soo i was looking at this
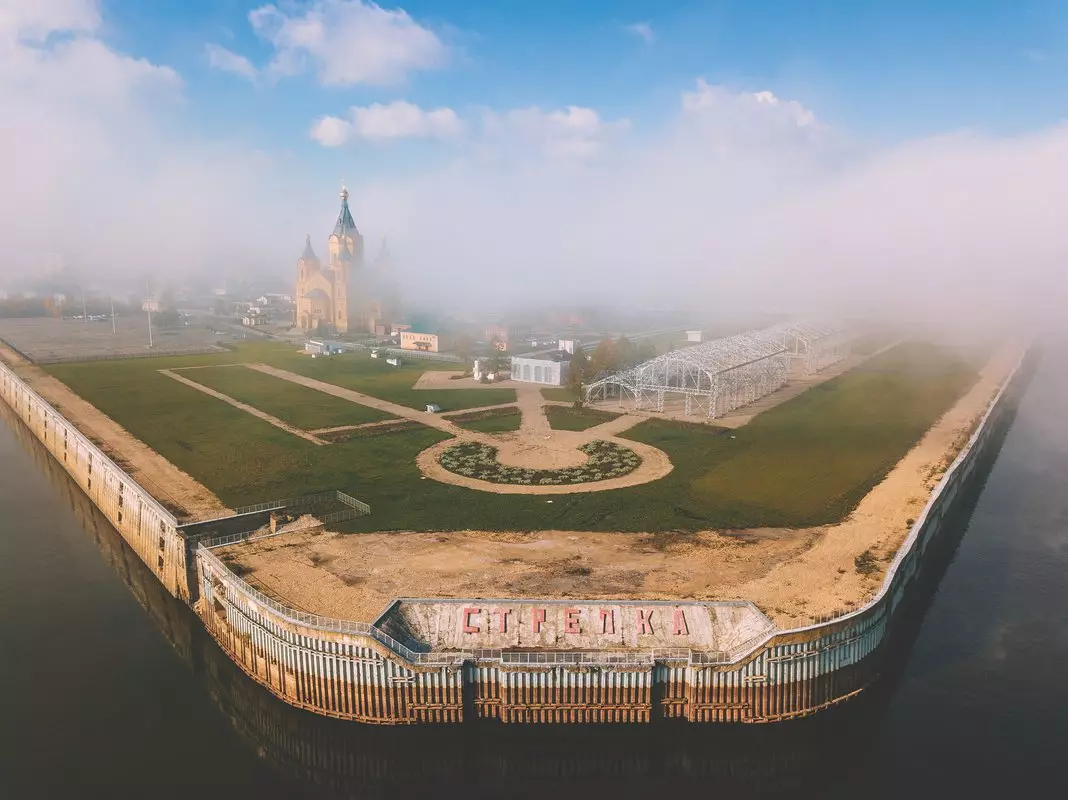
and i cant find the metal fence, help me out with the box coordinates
[198,490,371,547]
[192,490,370,527]
[198,544,466,665]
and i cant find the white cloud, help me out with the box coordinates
[0,2,288,287]
[0,0,100,41]
[205,43,257,81]
[481,105,630,159]
[310,101,462,146]
[249,0,448,86]
[682,79,819,129]
[625,22,655,45]
[309,115,353,147]
[4,4,1067,337]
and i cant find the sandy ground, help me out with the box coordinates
[220,527,821,622]
[220,342,1023,627]
[0,343,229,520]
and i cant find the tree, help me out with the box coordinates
[615,336,637,369]
[588,339,618,378]
[567,347,588,402]
[485,339,506,374]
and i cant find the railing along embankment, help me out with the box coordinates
[0,361,192,601]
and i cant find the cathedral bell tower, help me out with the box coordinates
[328,184,364,333]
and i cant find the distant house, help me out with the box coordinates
[558,339,576,354]
[485,324,509,350]
[400,331,451,353]
[687,330,703,343]
[511,352,572,386]
[385,357,401,367]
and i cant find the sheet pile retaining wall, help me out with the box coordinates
[0,363,191,601]
[0,350,1031,724]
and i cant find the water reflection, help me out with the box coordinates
[0,374,1027,800]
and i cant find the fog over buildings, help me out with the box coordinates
[1,1,1066,335]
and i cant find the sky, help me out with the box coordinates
[2,0,1067,322]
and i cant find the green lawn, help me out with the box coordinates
[269,354,514,412]
[545,405,621,431]
[450,409,523,433]
[540,387,579,402]
[180,365,393,429]
[48,341,514,413]
[46,340,980,531]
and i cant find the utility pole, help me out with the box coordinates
[82,293,87,322]
[110,295,116,335]
[144,278,153,348]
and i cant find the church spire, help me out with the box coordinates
[333,183,357,237]
[301,233,317,261]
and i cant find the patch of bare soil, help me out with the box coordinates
[0,346,228,520]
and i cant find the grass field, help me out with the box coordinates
[48,341,515,413]
[450,409,523,433]
[179,365,394,429]
[540,387,579,402]
[47,340,979,531]
[544,406,621,431]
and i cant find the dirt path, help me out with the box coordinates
[253,362,674,491]
[415,433,674,494]
[248,363,471,437]
[0,345,229,521]
[159,369,326,445]
[222,342,1024,626]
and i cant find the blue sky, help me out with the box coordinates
[100,0,1068,155]
[4,0,1068,317]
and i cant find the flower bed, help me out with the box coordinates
[437,439,642,485]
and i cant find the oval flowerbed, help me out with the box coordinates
[437,439,642,485]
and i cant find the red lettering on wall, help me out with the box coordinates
[532,608,547,634]
[565,608,581,634]
[600,609,615,635]
[462,607,480,634]
[637,609,654,635]
[495,608,512,634]
[672,609,689,636]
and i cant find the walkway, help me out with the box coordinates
[159,370,326,445]
[248,363,674,494]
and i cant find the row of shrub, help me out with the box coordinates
[437,439,642,485]
[441,405,520,423]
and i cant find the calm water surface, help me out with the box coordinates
[2,353,1067,799]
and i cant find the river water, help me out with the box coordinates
[2,353,1067,800]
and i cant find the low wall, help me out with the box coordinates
[0,362,192,601]
[0,348,1033,725]
[194,349,1033,724]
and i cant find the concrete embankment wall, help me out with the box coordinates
[195,350,1034,725]
[0,351,1033,725]
[0,362,191,601]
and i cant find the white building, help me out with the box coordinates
[511,353,570,386]
[686,330,703,343]
[558,339,576,354]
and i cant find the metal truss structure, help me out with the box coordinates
[585,321,854,419]
[773,321,854,375]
